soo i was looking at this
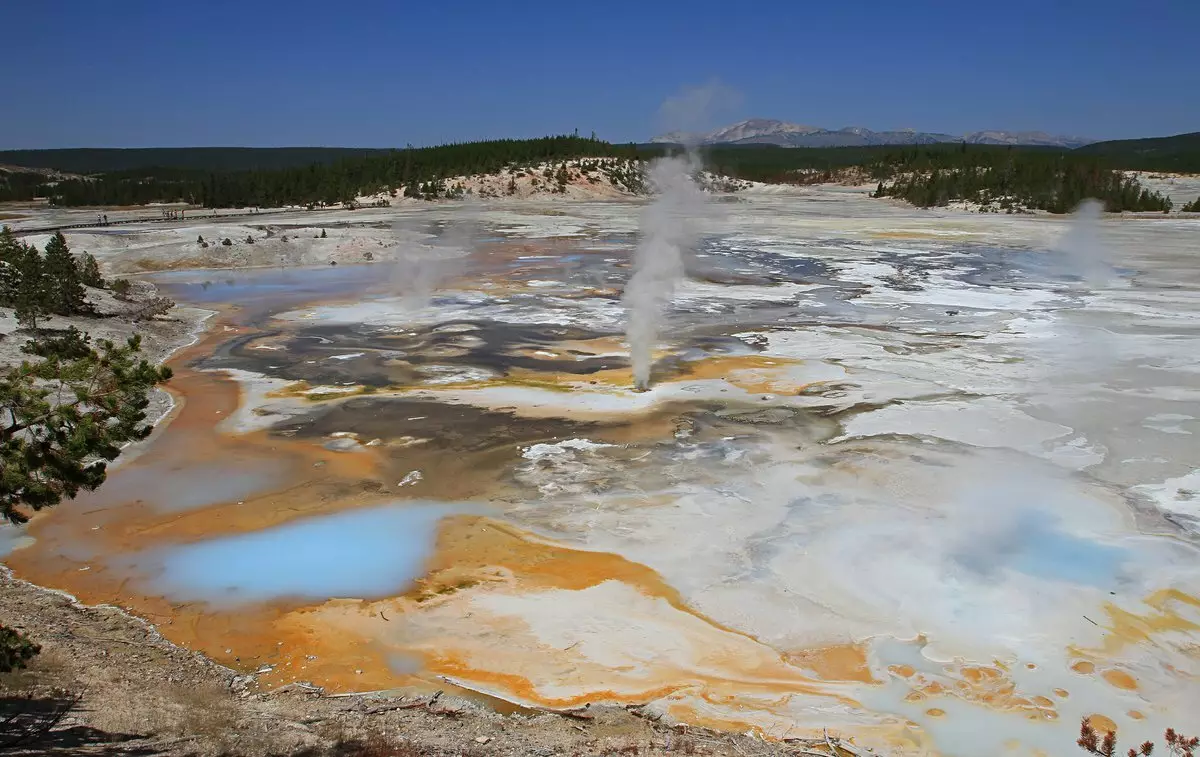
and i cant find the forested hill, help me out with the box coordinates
[0,147,392,174]
[0,136,641,207]
[1074,132,1200,173]
[1,132,1194,213]
[699,143,1174,213]
[4,131,1197,177]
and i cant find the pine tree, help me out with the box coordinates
[2,328,173,525]
[43,232,87,315]
[0,226,21,306]
[12,244,50,331]
[110,278,133,301]
[0,623,40,672]
[78,252,105,288]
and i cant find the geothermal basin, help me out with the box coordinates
[4,186,1200,756]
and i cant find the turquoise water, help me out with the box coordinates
[1010,518,1129,587]
[150,265,383,305]
[956,512,1129,588]
[139,503,459,605]
[0,524,26,558]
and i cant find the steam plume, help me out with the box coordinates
[1055,199,1113,288]
[624,82,738,390]
[624,154,705,390]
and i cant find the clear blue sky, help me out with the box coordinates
[2,0,1197,148]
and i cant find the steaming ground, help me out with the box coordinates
[4,184,1200,756]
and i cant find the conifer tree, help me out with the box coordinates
[2,328,173,525]
[12,244,50,331]
[110,278,133,301]
[0,624,39,672]
[0,226,21,306]
[43,232,87,315]
[78,252,105,288]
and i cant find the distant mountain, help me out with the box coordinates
[961,130,1095,148]
[655,118,802,146]
[652,119,1095,149]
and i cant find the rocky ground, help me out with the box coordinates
[1,567,840,756]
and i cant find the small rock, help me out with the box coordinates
[398,470,423,487]
[475,736,491,744]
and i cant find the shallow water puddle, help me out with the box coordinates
[134,503,462,605]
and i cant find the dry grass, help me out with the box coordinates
[165,681,243,751]
[324,734,425,757]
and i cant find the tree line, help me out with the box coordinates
[36,136,641,209]
[4,138,1188,214]
[705,143,1174,212]
[0,170,46,202]
[870,160,1172,213]
[1,229,106,329]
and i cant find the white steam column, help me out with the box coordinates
[623,154,705,391]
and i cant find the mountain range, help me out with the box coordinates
[652,119,1095,149]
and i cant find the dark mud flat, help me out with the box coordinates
[281,397,602,452]
[201,321,630,389]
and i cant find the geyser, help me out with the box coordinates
[1055,198,1112,288]
[623,154,705,390]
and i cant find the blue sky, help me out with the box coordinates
[2,0,1196,148]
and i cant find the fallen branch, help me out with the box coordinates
[364,699,432,715]
[265,682,324,696]
[555,707,595,721]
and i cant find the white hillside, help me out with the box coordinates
[355,158,750,205]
